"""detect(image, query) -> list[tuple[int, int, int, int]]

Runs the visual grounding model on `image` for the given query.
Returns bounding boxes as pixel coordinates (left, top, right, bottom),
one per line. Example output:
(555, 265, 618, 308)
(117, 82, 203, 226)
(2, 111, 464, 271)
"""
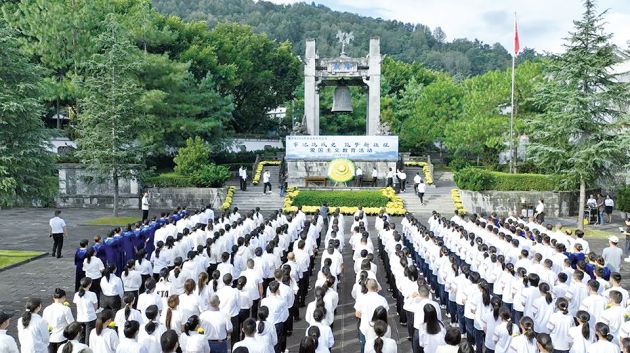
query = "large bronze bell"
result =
(332, 85, 353, 113)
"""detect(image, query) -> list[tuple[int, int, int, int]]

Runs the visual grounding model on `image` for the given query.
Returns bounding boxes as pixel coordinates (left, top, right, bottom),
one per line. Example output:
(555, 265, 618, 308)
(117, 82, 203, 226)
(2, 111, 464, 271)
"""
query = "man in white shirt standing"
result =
(0, 311, 18, 353)
(239, 166, 248, 191)
(199, 295, 232, 353)
(263, 169, 272, 194)
(141, 192, 150, 221)
(355, 166, 363, 187)
(355, 279, 388, 352)
(534, 199, 545, 224)
(417, 179, 427, 205)
(372, 167, 378, 187)
(49, 210, 67, 258)
(385, 168, 394, 188)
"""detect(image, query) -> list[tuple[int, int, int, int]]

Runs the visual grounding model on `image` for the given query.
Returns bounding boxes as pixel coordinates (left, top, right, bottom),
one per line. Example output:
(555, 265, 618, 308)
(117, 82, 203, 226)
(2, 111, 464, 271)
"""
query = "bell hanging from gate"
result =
(332, 85, 353, 113)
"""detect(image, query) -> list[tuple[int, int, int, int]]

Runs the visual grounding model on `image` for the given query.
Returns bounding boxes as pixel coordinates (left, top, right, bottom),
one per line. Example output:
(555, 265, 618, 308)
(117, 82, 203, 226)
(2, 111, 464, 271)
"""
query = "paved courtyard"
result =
(0, 201, 627, 349)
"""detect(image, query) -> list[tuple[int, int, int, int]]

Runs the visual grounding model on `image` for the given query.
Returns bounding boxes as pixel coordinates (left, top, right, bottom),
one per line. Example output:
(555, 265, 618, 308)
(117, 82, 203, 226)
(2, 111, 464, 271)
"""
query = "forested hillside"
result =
(152, 0, 532, 77)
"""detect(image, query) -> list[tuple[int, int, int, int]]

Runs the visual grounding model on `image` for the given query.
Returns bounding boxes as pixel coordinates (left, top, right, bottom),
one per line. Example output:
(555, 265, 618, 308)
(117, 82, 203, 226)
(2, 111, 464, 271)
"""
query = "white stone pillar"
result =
(304, 39, 318, 135)
(367, 37, 381, 136)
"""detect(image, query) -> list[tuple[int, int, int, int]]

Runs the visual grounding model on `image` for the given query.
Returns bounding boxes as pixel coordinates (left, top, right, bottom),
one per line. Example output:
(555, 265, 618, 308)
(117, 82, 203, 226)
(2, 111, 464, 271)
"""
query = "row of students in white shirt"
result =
(398, 211, 630, 353)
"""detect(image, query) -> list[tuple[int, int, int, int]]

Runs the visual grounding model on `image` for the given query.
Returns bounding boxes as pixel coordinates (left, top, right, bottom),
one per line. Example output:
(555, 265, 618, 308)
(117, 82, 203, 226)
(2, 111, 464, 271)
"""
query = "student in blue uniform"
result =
(122, 224, 137, 265)
(93, 236, 107, 265)
(75, 239, 89, 291)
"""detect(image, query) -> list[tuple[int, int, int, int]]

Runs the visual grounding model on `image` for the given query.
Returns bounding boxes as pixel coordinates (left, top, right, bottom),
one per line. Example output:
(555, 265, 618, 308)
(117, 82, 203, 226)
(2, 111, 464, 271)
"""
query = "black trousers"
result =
(79, 320, 95, 344)
(264, 182, 272, 193)
(240, 177, 247, 191)
(142, 210, 149, 221)
(49, 341, 66, 353)
(52, 233, 64, 258)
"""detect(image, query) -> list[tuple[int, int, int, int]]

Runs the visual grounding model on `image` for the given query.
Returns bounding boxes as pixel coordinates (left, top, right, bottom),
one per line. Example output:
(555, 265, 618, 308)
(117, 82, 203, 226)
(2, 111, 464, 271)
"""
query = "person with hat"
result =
(603, 236, 623, 273)
(0, 310, 18, 353)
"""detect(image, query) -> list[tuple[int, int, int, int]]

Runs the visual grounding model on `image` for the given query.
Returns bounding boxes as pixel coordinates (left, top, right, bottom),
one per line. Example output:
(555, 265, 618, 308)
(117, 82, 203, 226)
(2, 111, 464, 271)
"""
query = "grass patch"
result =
(561, 226, 618, 239)
(292, 190, 389, 208)
(0, 250, 45, 269)
(86, 216, 140, 226)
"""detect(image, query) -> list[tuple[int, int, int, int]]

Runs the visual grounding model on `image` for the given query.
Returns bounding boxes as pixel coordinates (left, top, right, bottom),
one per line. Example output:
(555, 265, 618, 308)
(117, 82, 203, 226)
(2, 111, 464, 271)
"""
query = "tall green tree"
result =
(0, 20, 56, 206)
(528, 0, 629, 230)
(75, 16, 149, 216)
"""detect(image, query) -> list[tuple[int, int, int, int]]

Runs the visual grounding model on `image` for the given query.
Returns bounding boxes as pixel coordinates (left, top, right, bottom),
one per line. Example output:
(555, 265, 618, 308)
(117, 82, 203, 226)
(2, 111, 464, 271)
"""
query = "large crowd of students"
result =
(3, 204, 630, 353)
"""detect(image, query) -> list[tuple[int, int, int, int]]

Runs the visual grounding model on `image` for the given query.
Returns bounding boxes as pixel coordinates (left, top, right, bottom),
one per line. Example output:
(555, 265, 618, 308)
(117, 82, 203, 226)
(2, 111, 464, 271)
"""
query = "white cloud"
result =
(262, 0, 630, 53)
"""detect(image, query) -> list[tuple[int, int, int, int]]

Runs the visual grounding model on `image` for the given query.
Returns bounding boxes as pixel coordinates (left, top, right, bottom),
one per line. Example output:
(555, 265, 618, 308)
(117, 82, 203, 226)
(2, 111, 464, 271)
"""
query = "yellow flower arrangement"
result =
(403, 161, 433, 185)
(327, 159, 355, 183)
(221, 186, 236, 210)
(451, 188, 466, 215)
(282, 186, 407, 215)
(252, 160, 282, 185)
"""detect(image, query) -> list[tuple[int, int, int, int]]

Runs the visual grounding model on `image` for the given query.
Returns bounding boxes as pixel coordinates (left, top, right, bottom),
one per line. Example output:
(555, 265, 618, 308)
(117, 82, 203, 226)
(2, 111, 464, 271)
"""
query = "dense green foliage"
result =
(174, 137, 212, 176)
(617, 186, 630, 213)
(526, 0, 629, 227)
(0, 19, 57, 207)
(171, 137, 231, 187)
(144, 173, 193, 188)
(151, 0, 520, 78)
(2, 0, 300, 152)
(292, 190, 389, 208)
(454, 168, 559, 192)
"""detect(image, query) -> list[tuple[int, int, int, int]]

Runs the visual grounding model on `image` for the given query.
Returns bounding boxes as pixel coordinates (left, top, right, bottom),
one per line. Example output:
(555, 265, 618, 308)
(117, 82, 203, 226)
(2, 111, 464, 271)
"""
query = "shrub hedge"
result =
(292, 190, 390, 208)
(144, 173, 193, 188)
(618, 186, 630, 213)
(454, 167, 558, 191)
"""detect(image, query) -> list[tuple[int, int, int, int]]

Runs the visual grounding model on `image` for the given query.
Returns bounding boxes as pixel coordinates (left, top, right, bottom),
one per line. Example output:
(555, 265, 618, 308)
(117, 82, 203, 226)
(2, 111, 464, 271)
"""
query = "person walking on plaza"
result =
(413, 172, 421, 193)
(417, 179, 426, 205)
(239, 166, 248, 191)
(372, 167, 378, 187)
(49, 210, 67, 258)
(141, 192, 150, 222)
(604, 195, 615, 223)
(355, 166, 363, 187)
(386, 168, 394, 188)
(263, 169, 272, 194)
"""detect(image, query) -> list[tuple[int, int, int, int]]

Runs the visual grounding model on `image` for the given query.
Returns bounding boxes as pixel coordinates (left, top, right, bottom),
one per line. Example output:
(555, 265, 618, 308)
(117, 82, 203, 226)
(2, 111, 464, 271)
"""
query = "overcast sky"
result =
(264, 0, 630, 54)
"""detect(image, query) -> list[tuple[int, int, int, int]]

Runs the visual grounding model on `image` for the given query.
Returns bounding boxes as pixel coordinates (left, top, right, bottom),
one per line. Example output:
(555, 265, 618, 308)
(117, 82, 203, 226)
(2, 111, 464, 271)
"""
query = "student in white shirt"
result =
(138, 305, 165, 353)
(492, 308, 518, 353)
(160, 295, 184, 334)
(100, 264, 124, 311)
(199, 295, 232, 353)
(536, 333, 554, 353)
(89, 309, 118, 353)
(73, 278, 98, 343)
(568, 311, 592, 353)
(436, 327, 462, 353)
(121, 260, 143, 301)
(418, 304, 446, 353)
(355, 279, 389, 352)
(137, 277, 162, 317)
(114, 293, 143, 337)
(417, 179, 427, 205)
(57, 322, 88, 353)
(179, 316, 209, 353)
(587, 323, 620, 353)
(83, 247, 105, 303)
(17, 298, 49, 353)
(178, 279, 202, 322)
(115, 321, 147, 353)
(0, 310, 19, 353)
(508, 316, 537, 353)
(306, 308, 334, 353)
(255, 306, 277, 353)
(42, 288, 75, 353)
(260, 280, 289, 353)
(233, 318, 264, 353)
(531, 283, 555, 334)
(546, 298, 574, 353)
(365, 320, 397, 353)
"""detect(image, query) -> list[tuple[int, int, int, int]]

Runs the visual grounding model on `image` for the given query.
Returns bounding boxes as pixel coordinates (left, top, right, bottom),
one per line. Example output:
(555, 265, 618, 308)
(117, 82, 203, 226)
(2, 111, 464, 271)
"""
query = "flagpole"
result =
(510, 13, 517, 174)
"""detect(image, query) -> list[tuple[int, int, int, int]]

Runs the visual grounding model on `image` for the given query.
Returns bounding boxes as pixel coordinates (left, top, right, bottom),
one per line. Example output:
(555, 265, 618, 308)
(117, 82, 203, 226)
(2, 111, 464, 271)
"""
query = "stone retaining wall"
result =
(460, 189, 600, 217)
(145, 187, 225, 210)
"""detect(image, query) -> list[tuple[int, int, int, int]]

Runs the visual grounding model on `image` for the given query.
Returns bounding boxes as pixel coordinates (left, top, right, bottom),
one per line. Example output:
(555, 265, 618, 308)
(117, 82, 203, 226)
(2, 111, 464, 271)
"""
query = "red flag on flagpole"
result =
(514, 14, 520, 56)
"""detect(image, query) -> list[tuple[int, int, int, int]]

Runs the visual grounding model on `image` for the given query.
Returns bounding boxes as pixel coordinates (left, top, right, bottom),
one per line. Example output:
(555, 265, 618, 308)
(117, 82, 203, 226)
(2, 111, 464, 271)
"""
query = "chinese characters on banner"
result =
(285, 136, 399, 161)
